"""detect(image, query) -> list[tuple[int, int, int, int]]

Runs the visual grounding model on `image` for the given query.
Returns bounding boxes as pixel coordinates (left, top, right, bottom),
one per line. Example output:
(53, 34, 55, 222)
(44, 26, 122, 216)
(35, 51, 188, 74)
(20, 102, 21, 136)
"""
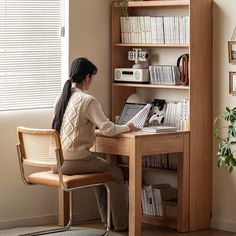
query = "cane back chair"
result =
(16, 126, 111, 236)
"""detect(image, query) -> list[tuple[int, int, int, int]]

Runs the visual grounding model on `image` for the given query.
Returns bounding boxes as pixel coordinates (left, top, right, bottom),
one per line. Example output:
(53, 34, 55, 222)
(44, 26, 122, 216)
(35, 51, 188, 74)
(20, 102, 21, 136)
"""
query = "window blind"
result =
(0, 0, 63, 111)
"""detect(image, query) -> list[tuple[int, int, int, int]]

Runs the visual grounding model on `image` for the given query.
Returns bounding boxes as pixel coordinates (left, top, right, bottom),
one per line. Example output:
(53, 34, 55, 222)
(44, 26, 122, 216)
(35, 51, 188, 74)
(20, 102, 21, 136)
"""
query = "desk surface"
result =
(95, 129, 189, 137)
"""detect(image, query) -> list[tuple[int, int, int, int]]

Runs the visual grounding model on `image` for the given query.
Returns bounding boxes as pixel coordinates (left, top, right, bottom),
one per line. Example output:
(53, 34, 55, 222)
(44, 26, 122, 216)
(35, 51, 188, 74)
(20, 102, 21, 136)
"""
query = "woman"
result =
(52, 57, 137, 231)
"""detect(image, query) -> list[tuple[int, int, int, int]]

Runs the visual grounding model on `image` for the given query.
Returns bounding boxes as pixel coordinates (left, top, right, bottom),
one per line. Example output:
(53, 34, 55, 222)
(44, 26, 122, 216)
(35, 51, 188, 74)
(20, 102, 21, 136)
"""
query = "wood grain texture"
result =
(93, 132, 190, 234)
(189, 0, 213, 230)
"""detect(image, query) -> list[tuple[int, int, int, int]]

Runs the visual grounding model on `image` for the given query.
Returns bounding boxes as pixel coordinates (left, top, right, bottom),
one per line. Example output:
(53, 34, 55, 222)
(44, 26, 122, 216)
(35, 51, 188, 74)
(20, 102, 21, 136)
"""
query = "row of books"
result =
(164, 100, 189, 130)
(118, 153, 177, 170)
(120, 16, 189, 44)
(141, 184, 177, 216)
(142, 154, 178, 170)
(123, 182, 177, 217)
(149, 65, 182, 85)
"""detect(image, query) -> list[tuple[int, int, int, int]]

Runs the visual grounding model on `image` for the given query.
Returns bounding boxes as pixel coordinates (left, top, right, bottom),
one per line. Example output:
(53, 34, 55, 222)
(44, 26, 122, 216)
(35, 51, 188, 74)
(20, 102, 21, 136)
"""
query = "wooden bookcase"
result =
(111, 0, 212, 232)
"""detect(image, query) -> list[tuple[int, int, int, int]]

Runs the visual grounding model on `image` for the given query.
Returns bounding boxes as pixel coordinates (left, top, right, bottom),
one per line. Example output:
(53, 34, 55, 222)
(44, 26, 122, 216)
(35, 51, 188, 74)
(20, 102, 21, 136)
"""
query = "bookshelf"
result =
(111, 0, 212, 232)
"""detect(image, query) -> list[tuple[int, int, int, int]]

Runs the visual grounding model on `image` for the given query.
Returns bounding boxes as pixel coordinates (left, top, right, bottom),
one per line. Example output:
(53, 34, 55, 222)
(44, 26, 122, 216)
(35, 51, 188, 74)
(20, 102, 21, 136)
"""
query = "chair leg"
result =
(103, 183, 111, 235)
(18, 191, 73, 236)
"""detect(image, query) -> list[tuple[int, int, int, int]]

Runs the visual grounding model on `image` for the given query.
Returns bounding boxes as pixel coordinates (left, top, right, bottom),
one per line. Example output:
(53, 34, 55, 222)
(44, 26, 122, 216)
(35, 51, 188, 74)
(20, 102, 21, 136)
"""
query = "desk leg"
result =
(129, 138, 142, 236)
(58, 188, 70, 226)
(177, 133, 190, 232)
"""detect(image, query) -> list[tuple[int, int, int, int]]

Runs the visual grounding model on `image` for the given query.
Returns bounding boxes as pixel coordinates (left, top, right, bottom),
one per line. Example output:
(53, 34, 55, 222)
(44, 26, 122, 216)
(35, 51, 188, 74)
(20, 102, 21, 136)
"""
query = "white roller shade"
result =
(0, 0, 63, 111)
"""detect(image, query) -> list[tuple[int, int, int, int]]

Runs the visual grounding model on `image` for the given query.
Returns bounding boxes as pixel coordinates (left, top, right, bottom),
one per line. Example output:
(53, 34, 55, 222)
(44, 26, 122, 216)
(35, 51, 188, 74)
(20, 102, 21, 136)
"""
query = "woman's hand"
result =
(127, 122, 139, 132)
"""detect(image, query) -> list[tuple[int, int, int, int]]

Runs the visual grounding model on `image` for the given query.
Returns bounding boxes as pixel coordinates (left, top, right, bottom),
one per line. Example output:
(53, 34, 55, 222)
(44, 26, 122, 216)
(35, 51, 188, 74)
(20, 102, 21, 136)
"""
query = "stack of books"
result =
(164, 100, 189, 130)
(141, 184, 177, 217)
(149, 65, 181, 85)
(141, 125, 177, 133)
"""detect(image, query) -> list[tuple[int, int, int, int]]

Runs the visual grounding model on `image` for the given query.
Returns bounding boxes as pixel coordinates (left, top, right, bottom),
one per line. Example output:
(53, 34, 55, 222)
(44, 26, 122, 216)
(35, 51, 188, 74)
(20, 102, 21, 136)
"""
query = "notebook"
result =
(141, 125, 177, 133)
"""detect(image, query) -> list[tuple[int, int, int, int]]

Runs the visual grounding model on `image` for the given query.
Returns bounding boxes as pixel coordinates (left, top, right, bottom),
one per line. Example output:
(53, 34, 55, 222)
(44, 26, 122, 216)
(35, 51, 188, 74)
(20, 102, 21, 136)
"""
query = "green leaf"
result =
(217, 157, 223, 167)
(230, 157, 236, 166)
(214, 107, 236, 172)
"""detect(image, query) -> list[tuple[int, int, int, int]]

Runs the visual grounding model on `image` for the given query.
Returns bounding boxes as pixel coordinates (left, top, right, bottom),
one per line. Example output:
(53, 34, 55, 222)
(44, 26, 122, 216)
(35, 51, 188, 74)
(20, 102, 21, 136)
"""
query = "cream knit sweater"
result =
(55, 87, 129, 160)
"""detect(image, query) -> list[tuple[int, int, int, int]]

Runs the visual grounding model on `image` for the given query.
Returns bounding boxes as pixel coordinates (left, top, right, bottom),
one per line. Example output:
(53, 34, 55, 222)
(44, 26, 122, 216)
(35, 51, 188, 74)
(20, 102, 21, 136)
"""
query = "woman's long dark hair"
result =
(52, 57, 97, 133)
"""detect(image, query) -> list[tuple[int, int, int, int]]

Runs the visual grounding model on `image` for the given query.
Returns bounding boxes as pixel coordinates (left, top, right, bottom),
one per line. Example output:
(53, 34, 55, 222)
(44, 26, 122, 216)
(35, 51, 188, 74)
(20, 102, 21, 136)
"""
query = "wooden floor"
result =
(79, 220, 236, 236)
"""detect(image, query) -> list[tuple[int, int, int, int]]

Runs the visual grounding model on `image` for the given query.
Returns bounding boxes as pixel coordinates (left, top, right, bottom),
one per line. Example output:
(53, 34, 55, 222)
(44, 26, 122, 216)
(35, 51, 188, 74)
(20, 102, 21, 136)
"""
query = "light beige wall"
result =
(68, 0, 114, 220)
(0, 0, 113, 229)
(212, 0, 236, 232)
(0, 109, 58, 228)
(69, 0, 114, 116)
(1, 0, 236, 232)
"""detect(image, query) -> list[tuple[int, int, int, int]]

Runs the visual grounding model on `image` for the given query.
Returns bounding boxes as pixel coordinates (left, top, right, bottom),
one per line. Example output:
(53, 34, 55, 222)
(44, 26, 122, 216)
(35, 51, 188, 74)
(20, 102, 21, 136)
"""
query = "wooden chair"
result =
(16, 126, 111, 236)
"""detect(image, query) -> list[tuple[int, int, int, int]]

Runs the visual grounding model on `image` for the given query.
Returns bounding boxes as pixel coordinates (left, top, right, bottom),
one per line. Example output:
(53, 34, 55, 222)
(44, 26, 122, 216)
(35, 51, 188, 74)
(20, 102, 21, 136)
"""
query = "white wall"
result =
(212, 0, 236, 232)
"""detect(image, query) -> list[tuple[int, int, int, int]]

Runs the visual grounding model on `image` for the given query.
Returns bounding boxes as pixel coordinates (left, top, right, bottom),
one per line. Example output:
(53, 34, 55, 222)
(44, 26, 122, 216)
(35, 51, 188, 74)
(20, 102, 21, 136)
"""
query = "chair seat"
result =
(28, 171, 112, 189)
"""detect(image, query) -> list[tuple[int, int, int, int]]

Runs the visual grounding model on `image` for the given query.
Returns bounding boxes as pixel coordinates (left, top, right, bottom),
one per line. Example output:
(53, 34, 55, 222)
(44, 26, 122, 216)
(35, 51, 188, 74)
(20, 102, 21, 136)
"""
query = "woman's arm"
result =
(86, 99, 131, 136)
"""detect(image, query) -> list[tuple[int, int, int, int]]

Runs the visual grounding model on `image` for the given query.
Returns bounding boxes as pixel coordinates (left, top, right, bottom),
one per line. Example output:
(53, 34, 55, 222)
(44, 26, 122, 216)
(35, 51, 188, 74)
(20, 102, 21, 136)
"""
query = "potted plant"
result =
(214, 107, 236, 173)
(119, 0, 129, 17)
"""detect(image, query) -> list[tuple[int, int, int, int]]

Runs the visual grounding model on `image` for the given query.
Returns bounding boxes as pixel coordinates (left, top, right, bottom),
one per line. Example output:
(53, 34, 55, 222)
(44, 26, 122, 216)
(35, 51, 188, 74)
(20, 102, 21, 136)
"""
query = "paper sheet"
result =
(128, 104, 152, 129)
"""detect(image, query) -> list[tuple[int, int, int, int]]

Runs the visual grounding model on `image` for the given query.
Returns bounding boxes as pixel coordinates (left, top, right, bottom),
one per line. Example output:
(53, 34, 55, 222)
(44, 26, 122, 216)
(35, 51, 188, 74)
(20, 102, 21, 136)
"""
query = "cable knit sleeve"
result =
(86, 98, 129, 137)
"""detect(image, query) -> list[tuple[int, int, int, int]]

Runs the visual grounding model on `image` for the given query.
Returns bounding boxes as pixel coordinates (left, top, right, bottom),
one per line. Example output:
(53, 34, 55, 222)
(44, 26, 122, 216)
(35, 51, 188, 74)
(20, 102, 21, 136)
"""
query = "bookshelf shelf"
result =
(113, 1, 190, 8)
(113, 83, 189, 90)
(113, 43, 189, 48)
(118, 163, 177, 175)
(142, 215, 177, 229)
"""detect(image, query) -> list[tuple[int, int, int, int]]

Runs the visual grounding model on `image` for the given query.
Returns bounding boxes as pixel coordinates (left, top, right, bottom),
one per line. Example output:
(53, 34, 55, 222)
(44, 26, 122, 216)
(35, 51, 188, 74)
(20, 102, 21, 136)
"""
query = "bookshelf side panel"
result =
(189, 0, 213, 230)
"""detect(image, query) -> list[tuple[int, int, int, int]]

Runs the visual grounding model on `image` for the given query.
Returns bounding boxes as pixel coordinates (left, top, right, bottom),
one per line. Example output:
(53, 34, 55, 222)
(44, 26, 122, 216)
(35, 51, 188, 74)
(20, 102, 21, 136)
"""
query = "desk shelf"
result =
(142, 215, 177, 229)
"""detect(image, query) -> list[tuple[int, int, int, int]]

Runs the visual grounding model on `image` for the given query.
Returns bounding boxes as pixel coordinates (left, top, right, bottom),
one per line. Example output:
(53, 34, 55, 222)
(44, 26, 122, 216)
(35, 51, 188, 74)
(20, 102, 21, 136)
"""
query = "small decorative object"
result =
(228, 27, 236, 64)
(128, 48, 150, 68)
(214, 107, 236, 173)
(229, 72, 236, 95)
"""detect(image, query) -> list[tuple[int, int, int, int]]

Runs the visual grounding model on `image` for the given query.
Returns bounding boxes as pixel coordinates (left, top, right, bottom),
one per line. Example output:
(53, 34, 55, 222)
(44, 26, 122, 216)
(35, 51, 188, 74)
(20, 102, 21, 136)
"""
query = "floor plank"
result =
(79, 220, 236, 236)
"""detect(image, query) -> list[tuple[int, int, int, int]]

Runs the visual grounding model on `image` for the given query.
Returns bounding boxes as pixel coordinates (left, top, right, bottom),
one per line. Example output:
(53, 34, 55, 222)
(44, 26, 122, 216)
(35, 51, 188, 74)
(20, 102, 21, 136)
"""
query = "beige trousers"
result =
(61, 155, 128, 230)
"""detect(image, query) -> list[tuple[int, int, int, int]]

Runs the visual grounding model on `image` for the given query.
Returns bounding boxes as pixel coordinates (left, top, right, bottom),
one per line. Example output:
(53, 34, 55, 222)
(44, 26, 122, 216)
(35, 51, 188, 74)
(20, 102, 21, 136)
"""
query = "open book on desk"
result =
(141, 126, 177, 133)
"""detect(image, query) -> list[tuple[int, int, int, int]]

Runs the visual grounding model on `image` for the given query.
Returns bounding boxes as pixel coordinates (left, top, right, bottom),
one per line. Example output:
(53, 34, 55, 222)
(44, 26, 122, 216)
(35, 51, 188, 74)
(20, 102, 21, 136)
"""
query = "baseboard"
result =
(0, 212, 100, 230)
(0, 215, 57, 230)
(211, 218, 236, 232)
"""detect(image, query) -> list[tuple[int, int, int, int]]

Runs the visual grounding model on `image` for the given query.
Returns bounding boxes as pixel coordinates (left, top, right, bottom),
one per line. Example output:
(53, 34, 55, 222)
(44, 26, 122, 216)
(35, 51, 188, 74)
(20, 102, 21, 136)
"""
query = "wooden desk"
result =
(59, 131, 190, 236)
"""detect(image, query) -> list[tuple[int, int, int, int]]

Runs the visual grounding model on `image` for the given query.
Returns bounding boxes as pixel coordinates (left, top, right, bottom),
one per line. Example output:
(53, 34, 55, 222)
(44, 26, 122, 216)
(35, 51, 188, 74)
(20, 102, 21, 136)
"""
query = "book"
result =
(164, 199, 177, 217)
(128, 103, 152, 129)
(141, 125, 177, 133)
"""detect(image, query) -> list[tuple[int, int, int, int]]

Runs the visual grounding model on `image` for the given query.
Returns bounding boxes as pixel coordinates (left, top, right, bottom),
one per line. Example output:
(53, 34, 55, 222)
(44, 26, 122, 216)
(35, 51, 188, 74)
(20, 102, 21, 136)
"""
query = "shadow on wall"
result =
(0, 108, 99, 229)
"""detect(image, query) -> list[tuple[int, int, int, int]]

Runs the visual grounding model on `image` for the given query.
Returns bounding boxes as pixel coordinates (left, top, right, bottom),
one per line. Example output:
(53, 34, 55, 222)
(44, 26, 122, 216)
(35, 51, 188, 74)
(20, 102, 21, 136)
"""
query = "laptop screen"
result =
(117, 103, 147, 125)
